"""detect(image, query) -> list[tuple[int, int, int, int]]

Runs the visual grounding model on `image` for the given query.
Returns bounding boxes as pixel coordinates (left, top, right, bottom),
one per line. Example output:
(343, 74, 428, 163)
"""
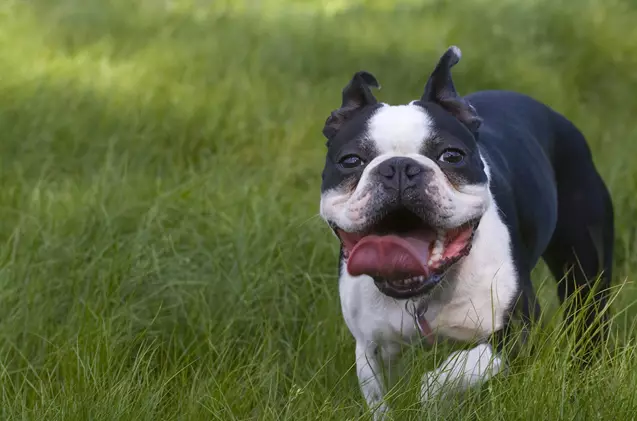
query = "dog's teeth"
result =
(428, 233, 446, 265)
(393, 275, 428, 289)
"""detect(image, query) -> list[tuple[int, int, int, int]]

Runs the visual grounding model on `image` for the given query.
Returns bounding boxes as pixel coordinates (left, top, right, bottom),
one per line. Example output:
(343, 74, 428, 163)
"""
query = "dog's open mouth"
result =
(337, 209, 479, 299)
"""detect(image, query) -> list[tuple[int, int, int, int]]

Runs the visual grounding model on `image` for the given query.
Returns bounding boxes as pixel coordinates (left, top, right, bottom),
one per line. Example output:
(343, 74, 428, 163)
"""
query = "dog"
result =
(318, 46, 614, 418)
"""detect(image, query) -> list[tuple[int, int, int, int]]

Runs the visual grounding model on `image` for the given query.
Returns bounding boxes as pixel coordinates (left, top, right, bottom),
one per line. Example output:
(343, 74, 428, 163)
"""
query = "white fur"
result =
(421, 343, 503, 403)
(320, 187, 372, 233)
(367, 104, 433, 155)
(337, 157, 517, 419)
(450, 45, 462, 60)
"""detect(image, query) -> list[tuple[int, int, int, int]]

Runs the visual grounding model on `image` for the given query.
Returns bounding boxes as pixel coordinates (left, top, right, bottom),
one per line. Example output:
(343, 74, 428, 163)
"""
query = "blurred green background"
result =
(0, 0, 636, 419)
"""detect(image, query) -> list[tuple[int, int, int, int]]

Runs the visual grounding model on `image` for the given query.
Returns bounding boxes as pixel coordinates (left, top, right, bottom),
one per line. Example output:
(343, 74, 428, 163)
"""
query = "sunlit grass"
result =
(0, 0, 635, 419)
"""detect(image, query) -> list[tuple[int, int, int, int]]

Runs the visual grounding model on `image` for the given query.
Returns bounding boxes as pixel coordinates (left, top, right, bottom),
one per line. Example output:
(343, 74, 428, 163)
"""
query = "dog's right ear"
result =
(323, 71, 380, 140)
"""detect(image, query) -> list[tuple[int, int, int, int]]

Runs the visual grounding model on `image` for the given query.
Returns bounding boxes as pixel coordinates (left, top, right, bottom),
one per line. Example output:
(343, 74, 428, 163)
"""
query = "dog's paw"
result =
(420, 343, 504, 404)
(369, 402, 390, 421)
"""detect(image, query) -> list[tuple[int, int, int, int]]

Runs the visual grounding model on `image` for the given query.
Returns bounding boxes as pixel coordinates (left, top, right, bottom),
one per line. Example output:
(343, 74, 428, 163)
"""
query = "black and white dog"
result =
(318, 46, 614, 418)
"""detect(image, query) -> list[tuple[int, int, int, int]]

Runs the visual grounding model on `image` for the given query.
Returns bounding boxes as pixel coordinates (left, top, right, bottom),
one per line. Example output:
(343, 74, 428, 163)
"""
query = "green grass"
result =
(0, 0, 636, 419)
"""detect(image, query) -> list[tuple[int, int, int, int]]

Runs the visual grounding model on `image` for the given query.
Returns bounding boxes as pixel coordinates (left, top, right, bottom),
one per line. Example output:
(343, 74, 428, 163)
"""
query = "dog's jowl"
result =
(319, 46, 614, 418)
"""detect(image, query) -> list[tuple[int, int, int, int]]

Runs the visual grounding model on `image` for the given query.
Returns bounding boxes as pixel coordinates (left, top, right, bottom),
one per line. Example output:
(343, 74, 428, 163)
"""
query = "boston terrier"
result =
(318, 46, 614, 418)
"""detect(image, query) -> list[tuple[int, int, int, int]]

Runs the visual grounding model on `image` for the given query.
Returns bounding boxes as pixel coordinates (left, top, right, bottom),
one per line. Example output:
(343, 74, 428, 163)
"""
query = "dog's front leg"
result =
(355, 341, 396, 420)
(420, 343, 504, 404)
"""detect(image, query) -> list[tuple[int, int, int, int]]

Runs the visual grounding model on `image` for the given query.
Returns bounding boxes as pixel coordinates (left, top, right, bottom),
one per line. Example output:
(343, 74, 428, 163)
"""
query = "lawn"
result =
(0, 0, 636, 419)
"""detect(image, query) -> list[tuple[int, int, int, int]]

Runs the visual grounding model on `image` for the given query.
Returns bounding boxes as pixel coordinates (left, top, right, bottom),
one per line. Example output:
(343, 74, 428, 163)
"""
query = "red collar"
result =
(416, 314, 435, 345)
(408, 299, 436, 345)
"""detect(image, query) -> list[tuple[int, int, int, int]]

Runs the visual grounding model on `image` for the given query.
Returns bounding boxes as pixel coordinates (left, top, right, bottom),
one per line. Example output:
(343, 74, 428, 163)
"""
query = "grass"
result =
(0, 0, 636, 419)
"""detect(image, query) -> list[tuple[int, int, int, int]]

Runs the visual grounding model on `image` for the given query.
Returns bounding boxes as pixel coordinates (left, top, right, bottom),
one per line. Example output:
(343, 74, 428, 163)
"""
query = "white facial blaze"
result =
(368, 104, 433, 154)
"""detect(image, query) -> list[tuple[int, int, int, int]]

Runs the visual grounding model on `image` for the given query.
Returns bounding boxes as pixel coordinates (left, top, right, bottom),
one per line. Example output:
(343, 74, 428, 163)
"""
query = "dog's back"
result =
(469, 89, 614, 350)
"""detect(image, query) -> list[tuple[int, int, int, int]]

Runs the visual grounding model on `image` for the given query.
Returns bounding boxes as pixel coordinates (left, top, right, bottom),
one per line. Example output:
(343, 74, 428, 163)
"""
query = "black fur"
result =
(471, 90, 614, 358)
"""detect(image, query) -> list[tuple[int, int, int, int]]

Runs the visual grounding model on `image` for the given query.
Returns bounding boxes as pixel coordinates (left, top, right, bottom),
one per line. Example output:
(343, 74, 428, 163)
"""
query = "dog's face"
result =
(320, 47, 492, 299)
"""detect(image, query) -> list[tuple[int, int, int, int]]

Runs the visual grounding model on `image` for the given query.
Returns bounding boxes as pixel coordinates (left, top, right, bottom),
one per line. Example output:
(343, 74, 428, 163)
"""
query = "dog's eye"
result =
(339, 154, 365, 169)
(438, 149, 465, 164)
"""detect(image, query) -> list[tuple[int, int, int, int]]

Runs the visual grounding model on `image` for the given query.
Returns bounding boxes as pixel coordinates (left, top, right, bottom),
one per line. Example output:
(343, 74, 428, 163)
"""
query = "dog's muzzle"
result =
(333, 157, 482, 299)
(337, 209, 478, 299)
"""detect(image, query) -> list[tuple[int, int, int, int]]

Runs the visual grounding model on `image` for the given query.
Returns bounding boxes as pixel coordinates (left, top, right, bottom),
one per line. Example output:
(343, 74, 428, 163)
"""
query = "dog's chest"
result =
(339, 269, 421, 344)
(338, 205, 518, 344)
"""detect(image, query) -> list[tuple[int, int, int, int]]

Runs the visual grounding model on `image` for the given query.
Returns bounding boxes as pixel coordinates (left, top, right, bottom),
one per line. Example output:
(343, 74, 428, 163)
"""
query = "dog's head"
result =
(320, 46, 491, 299)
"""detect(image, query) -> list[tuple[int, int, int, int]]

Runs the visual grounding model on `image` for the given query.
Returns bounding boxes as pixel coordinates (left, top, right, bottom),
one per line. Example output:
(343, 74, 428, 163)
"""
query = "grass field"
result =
(1, 0, 637, 419)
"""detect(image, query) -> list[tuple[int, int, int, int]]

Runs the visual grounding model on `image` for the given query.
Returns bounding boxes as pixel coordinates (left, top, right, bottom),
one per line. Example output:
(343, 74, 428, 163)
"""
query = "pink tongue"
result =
(346, 231, 435, 279)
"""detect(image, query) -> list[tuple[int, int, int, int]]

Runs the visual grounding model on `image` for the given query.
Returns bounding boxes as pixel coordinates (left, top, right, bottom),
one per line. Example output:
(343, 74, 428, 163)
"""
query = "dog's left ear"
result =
(421, 46, 482, 133)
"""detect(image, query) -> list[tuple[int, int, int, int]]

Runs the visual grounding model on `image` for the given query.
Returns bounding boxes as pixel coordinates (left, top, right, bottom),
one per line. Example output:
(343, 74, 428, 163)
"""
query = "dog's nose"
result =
(377, 157, 425, 191)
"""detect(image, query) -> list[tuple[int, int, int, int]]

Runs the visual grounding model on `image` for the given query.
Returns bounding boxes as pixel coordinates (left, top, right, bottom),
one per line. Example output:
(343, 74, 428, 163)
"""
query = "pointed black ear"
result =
(323, 71, 381, 139)
(421, 46, 481, 133)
